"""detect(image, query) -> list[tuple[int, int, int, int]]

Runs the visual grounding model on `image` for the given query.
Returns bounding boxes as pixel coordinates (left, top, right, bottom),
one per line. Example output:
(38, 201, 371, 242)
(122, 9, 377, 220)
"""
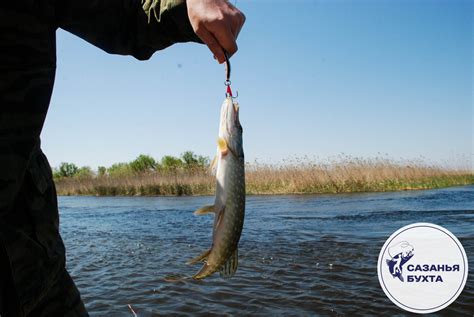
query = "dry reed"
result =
(55, 158, 473, 196)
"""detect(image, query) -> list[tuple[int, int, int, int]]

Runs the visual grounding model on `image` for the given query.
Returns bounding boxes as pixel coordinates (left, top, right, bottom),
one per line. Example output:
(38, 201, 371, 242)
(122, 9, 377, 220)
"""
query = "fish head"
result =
(218, 97, 244, 159)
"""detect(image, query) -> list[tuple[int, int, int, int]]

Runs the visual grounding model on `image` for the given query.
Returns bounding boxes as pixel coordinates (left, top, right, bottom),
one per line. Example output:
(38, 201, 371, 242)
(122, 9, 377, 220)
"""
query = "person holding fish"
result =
(0, 0, 245, 316)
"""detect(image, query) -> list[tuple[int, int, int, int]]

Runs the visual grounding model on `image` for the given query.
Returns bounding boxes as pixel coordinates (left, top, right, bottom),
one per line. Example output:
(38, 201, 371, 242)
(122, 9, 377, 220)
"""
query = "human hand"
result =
(187, 0, 245, 63)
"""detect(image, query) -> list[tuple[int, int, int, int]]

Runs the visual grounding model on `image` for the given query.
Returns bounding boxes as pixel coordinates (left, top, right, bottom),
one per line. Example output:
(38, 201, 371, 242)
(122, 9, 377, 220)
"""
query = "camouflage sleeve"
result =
(56, 0, 202, 60)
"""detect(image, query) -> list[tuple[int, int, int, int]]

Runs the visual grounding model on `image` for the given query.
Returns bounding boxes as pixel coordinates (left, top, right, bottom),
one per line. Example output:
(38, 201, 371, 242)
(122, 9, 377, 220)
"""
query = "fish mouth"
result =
(231, 103, 242, 132)
(223, 101, 242, 136)
(218, 98, 243, 159)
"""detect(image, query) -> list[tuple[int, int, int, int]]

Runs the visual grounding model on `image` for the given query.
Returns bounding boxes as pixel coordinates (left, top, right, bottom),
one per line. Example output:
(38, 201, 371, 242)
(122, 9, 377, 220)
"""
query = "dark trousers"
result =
(0, 146, 88, 317)
(0, 243, 20, 317)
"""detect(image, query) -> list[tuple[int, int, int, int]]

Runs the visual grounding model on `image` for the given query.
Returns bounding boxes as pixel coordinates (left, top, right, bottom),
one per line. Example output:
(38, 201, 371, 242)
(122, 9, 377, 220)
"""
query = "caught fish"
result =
(188, 96, 245, 279)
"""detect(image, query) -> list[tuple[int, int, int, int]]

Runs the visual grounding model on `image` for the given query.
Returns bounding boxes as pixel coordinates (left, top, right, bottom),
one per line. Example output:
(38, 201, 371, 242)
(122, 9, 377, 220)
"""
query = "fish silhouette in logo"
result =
(386, 241, 414, 282)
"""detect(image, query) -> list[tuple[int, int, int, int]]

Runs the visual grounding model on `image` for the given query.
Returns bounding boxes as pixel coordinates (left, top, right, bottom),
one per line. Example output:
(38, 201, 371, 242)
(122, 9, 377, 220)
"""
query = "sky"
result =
(41, 0, 473, 169)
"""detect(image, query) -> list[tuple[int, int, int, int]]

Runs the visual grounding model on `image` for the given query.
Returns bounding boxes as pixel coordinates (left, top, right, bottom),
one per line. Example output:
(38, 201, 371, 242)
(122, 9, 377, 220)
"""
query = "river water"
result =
(59, 185, 474, 316)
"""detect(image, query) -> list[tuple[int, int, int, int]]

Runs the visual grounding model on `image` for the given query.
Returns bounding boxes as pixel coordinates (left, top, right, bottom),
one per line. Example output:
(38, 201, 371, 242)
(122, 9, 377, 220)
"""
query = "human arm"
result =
(56, 0, 245, 62)
(56, 0, 201, 60)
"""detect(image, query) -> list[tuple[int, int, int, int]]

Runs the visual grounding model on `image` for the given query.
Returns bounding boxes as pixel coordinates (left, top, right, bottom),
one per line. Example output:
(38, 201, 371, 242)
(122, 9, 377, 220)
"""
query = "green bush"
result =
(181, 151, 209, 169)
(107, 162, 132, 177)
(97, 166, 106, 177)
(161, 155, 183, 170)
(130, 154, 157, 173)
(75, 166, 94, 179)
(56, 162, 79, 178)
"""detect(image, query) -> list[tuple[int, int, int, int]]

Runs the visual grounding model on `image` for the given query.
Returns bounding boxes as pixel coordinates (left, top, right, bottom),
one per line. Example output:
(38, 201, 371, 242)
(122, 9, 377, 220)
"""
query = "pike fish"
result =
(188, 96, 245, 279)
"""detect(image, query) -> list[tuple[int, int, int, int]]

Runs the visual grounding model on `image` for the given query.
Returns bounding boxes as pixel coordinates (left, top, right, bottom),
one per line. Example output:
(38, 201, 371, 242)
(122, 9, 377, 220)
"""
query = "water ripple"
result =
(59, 186, 474, 316)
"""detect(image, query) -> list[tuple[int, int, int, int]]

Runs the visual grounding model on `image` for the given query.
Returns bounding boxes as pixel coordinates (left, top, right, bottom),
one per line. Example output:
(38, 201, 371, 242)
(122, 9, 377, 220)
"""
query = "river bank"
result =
(55, 161, 473, 196)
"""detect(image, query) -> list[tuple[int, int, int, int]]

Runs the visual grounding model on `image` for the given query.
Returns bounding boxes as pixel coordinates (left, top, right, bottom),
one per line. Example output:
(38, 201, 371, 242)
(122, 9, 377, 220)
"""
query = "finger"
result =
(211, 24, 238, 58)
(229, 3, 246, 34)
(233, 20, 243, 39)
(196, 27, 226, 63)
(233, 13, 246, 39)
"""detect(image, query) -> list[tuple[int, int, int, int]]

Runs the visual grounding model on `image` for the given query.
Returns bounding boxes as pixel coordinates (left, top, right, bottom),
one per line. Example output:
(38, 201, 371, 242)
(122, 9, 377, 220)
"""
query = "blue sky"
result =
(42, 0, 473, 169)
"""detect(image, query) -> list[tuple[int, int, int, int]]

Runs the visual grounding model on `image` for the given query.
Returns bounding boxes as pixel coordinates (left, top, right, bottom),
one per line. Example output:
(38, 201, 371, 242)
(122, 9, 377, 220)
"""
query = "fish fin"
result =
(192, 263, 212, 280)
(209, 155, 218, 174)
(219, 248, 239, 279)
(186, 248, 211, 265)
(217, 137, 228, 155)
(194, 205, 215, 215)
(215, 207, 225, 228)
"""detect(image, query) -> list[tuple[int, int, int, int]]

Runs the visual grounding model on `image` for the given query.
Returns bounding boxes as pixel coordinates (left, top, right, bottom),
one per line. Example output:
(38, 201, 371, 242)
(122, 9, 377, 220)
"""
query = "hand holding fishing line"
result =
(187, 0, 245, 64)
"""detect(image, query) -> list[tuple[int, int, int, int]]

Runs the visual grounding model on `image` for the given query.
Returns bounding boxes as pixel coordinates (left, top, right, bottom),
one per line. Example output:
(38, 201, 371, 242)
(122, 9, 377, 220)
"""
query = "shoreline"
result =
(56, 175, 474, 197)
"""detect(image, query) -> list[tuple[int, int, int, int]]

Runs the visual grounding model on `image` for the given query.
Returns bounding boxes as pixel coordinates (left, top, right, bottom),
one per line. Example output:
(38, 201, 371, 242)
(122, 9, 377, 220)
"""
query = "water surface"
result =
(59, 186, 474, 316)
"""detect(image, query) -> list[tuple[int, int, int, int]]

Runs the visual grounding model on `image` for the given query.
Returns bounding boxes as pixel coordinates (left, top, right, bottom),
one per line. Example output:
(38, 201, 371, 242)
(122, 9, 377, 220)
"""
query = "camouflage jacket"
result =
(0, 1, 200, 315)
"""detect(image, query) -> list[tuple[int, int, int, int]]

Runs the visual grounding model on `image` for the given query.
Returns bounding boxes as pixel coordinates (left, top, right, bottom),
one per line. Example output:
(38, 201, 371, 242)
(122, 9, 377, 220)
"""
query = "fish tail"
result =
(219, 248, 239, 279)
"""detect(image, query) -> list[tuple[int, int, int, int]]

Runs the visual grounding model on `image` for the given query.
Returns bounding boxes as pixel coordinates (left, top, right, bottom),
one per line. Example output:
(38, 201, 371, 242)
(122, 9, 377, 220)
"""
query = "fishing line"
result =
(224, 51, 237, 98)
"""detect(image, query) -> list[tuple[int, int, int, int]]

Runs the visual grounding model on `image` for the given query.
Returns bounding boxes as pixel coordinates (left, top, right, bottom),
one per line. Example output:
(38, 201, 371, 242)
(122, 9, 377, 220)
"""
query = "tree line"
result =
(53, 151, 210, 179)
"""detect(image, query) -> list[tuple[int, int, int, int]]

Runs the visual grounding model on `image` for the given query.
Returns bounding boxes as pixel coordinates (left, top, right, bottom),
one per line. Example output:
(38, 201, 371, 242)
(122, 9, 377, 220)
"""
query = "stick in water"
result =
(128, 304, 138, 317)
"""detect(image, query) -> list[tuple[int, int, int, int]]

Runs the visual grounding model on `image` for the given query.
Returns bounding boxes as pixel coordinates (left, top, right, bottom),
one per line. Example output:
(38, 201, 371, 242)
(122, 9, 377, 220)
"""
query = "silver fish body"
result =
(189, 97, 245, 279)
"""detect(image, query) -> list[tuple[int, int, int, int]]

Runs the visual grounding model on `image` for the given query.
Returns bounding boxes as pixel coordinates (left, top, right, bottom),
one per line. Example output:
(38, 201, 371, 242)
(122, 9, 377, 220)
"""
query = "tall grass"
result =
(55, 158, 473, 196)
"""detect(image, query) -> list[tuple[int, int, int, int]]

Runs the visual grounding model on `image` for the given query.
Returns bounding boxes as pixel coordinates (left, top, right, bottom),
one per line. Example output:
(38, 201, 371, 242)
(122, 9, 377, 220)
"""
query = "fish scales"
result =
(189, 97, 245, 280)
